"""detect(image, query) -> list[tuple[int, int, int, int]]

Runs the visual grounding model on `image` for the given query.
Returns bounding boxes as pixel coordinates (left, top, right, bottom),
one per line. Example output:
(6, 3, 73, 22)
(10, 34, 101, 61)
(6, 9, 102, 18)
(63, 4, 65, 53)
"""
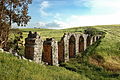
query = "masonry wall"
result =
(25, 32, 43, 63)
(58, 40, 64, 63)
(25, 46, 34, 60)
(42, 38, 58, 66)
(25, 31, 101, 66)
(43, 42, 52, 65)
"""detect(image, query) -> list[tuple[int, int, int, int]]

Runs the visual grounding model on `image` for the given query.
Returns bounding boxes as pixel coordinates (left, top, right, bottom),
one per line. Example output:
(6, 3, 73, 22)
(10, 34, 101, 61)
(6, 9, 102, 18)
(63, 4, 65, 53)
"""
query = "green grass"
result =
(92, 25, 120, 70)
(1, 25, 120, 80)
(20, 25, 120, 70)
(0, 52, 89, 80)
(59, 25, 120, 80)
(60, 58, 120, 80)
(20, 28, 83, 41)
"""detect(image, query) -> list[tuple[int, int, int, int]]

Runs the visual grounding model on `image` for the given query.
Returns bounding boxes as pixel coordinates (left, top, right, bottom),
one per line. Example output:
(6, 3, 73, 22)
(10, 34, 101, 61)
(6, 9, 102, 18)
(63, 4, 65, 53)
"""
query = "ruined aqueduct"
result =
(25, 31, 101, 66)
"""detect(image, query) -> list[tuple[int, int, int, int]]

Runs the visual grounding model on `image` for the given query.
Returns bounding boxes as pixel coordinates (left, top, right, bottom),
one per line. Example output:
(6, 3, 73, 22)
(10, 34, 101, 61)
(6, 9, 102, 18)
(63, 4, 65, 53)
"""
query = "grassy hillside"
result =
(91, 25, 120, 70)
(60, 25, 120, 80)
(20, 28, 84, 41)
(20, 25, 120, 79)
(0, 52, 89, 80)
(1, 25, 120, 80)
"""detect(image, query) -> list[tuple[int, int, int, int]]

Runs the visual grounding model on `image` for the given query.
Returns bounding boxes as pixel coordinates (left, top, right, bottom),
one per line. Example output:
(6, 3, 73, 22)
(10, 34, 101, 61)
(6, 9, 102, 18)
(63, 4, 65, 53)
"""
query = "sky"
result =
(25, 0, 120, 29)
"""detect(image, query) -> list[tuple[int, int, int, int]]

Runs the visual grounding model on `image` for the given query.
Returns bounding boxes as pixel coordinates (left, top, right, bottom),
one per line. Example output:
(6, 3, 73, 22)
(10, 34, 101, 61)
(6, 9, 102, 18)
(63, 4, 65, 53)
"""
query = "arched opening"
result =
(58, 40, 64, 63)
(79, 36, 84, 52)
(96, 36, 99, 40)
(92, 36, 95, 43)
(87, 36, 91, 47)
(69, 35, 76, 58)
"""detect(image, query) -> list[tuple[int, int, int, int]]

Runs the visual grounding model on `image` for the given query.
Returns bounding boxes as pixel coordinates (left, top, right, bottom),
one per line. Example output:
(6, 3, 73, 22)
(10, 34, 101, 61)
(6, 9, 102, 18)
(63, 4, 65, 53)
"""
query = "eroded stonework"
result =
(25, 31, 43, 63)
(43, 38, 58, 66)
(25, 31, 101, 66)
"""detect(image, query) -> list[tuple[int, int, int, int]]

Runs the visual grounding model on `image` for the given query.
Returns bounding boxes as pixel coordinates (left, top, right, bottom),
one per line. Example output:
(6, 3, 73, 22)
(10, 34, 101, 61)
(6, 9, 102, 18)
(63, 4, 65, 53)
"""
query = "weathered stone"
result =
(14, 52, 19, 57)
(24, 31, 101, 66)
(42, 38, 58, 66)
(25, 32, 43, 63)
(0, 48, 4, 52)
(21, 56, 27, 60)
(29, 59, 32, 62)
(82, 34, 88, 50)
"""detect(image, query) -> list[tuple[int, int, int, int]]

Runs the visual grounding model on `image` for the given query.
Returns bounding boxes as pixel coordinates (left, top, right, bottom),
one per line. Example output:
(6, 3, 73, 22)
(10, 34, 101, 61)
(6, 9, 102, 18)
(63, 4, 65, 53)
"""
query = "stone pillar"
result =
(25, 31, 43, 63)
(75, 34, 80, 55)
(43, 38, 58, 66)
(90, 36, 93, 45)
(63, 34, 69, 62)
(51, 40, 59, 66)
(83, 34, 88, 50)
(34, 38, 43, 63)
(94, 36, 97, 42)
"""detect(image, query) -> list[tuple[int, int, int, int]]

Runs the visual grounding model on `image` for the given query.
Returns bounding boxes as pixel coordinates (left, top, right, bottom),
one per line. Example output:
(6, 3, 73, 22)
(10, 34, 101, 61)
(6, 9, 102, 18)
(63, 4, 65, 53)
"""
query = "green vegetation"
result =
(20, 28, 83, 41)
(7, 29, 24, 56)
(0, 52, 89, 80)
(60, 58, 120, 80)
(0, 25, 120, 80)
(92, 25, 120, 70)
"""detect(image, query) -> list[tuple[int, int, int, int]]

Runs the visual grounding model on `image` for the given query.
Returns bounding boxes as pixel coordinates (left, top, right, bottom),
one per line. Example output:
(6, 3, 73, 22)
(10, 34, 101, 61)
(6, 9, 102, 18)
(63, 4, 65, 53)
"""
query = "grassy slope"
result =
(0, 52, 89, 80)
(1, 25, 120, 80)
(20, 25, 120, 80)
(60, 25, 120, 80)
(21, 28, 83, 41)
(21, 26, 120, 68)
(91, 25, 120, 70)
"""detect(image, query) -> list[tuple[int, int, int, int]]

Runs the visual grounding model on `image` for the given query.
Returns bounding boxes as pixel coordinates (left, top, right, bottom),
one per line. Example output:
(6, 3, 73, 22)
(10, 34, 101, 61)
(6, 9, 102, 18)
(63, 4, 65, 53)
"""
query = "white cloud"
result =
(35, 11, 120, 29)
(67, 12, 120, 27)
(40, 1, 50, 16)
(35, 0, 120, 29)
(36, 20, 69, 29)
(65, 0, 120, 27)
(86, 0, 120, 15)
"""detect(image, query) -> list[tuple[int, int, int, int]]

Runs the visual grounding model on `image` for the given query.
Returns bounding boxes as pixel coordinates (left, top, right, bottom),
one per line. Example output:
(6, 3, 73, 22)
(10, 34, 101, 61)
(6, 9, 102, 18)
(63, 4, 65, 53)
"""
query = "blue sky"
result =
(25, 0, 120, 29)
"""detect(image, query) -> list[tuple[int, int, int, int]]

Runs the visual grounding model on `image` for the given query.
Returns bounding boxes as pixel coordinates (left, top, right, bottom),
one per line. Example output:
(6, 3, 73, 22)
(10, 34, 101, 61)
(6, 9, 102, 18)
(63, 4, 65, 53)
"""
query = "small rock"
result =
(18, 56, 22, 59)
(14, 53, 19, 56)
(5, 51, 10, 54)
(0, 48, 4, 52)
(29, 59, 32, 62)
(21, 56, 27, 60)
(44, 62, 48, 65)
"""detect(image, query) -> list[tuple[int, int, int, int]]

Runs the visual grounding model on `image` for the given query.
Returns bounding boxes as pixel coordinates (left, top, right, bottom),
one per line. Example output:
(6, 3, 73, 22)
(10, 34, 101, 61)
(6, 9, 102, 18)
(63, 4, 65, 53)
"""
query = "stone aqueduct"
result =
(25, 31, 101, 66)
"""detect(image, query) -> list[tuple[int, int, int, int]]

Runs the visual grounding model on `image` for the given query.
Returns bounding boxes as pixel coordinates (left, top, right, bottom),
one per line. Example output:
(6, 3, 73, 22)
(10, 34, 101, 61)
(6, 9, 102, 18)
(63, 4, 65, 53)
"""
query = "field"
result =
(0, 25, 120, 80)
(20, 27, 85, 41)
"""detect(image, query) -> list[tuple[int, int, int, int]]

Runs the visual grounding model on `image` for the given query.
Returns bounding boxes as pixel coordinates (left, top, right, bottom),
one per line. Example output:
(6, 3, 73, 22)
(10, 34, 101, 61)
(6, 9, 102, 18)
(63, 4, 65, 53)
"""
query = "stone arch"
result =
(79, 35, 84, 52)
(92, 36, 96, 43)
(96, 36, 99, 40)
(69, 35, 76, 58)
(42, 38, 58, 66)
(86, 35, 91, 47)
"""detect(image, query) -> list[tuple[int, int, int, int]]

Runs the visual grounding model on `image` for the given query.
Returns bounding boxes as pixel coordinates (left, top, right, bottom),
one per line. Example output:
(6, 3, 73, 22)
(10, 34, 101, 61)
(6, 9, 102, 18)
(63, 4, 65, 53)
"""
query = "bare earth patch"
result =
(89, 56, 120, 72)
